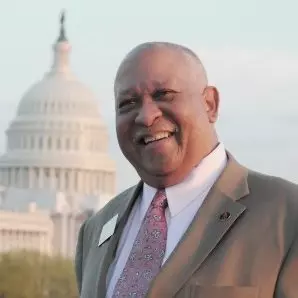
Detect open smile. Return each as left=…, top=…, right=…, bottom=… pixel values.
left=136, top=131, right=176, bottom=146
left=143, top=131, right=175, bottom=145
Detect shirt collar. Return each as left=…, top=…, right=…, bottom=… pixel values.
left=142, top=143, right=227, bottom=218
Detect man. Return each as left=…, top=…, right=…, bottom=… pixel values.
left=75, top=42, right=298, bottom=298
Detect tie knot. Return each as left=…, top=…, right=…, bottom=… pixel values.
left=152, top=189, right=168, bottom=209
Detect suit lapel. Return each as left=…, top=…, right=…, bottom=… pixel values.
left=96, top=182, right=143, bottom=297
left=147, top=154, right=250, bottom=298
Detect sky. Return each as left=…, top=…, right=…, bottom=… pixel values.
left=0, top=0, right=297, bottom=192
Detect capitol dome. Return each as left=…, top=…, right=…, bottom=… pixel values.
left=0, top=13, right=116, bottom=200
left=17, top=41, right=100, bottom=119
left=17, top=74, right=101, bottom=119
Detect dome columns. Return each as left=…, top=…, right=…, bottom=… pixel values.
left=0, top=167, right=115, bottom=196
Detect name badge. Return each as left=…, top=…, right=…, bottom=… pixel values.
left=98, top=214, right=118, bottom=246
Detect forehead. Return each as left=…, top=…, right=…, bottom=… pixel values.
left=114, top=47, right=193, bottom=97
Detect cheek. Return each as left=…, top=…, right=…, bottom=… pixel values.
left=176, top=113, right=205, bottom=146
left=169, top=100, right=198, bottom=129
left=116, top=119, right=134, bottom=147
left=116, top=115, right=131, bottom=133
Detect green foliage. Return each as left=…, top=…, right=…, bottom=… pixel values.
left=0, top=251, right=78, bottom=298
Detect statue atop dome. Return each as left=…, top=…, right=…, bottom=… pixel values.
left=57, top=10, right=67, bottom=42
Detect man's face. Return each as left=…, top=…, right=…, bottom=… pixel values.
left=114, top=47, right=219, bottom=187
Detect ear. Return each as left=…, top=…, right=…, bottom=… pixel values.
left=203, top=86, right=220, bottom=123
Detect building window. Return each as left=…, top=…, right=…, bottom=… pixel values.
left=44, top=168, right=50, bottom=187
left=15, top=168, right=20, bottom=187
left=66, top=138, right=70, bottom=150
left=23, top=136, right=27, bottom=149
left=17, top=135, right=21, bottom=148
left=30, top=136, right=35, bottom=149
left=39, top=137, right=43, bottom=149
left=65, top=171, right=69, bottom=190
left=23, top=167, right=29, bottom=188
left=74, top=172, right=78, bottom=191
left=55, top=169, right=60, bottom=189
left=48, top=137, right=52, bottom=150
left=33, top=167, right=39, bottom=188
left=57, top=138, right=61, bottom=149
left=74, top=139, right=78, bottom=150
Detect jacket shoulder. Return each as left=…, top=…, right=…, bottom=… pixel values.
left=248, top=170, right=298, bottom=194
left=247, top=169, right=298, bottom=212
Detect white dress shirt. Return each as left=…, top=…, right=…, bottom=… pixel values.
left=106, top=143, right=227, bottom=297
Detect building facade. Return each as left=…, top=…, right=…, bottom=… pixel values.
left=0, top=207, right=53, bottom=255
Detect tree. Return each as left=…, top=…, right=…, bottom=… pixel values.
left=0, top=251, right=78, bottom=298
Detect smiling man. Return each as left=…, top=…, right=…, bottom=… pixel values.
left=75, top=42, right=298, bottom=298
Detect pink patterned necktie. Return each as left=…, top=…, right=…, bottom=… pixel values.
left=112, top=189, right=168, bottom=297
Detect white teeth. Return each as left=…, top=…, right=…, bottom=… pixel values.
left=143, top=132, right=171, bottom=144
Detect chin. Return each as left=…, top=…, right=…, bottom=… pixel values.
left=132, top=152, right=182, bottom=182
left=139, top=166, right=185, bottom=189
left=144, top=161, right=177, bottom=177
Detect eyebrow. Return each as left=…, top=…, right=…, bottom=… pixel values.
left=116, top=80, right=171, bottom=99
left=117, top=88, right=137, bottom=98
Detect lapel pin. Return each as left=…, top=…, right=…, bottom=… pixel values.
left=219, top=211, right=231, bottom=221
left=98, top=213, right=119, bottom=246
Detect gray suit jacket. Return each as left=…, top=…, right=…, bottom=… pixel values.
left=75, top=155, right=298, bottom=298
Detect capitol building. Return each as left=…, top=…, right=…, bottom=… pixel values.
left=0, top=14, right=116, bottom=258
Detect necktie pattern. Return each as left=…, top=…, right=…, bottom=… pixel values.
left=112, top=189, right=168, bottom=297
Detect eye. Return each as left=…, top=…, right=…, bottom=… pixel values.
left=118, top=98, right=137, bottom=110
left=152, top=89, right=175, bottom=101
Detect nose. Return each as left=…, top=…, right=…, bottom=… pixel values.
left=135, top=99, right=162, bottom=127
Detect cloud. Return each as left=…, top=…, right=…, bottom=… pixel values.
left=198, top=46, right=298, bottom=82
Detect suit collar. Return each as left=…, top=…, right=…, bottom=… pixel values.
left=96, top=182, right=143, bottom=296
left=217, top=151, right=249, bottom=201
